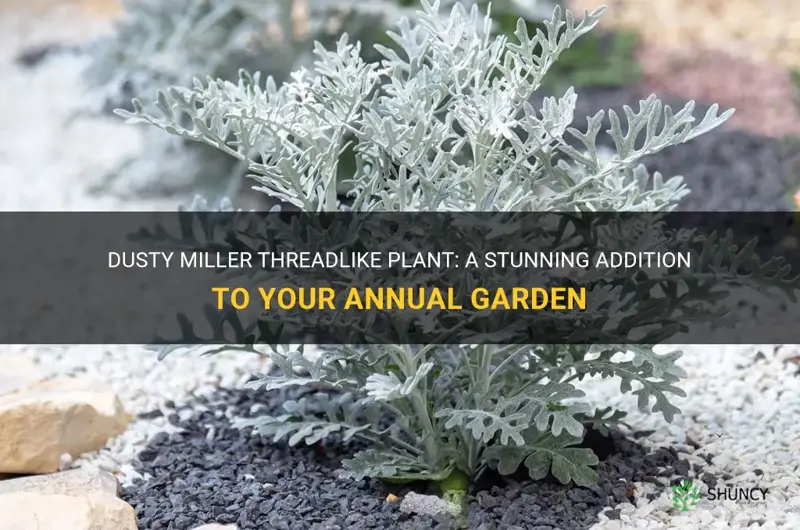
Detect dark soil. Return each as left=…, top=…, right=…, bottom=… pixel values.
left=122, top=385, right=710, bottom=530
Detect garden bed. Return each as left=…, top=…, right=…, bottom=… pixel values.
left=122, top=385, right=711, bottom=530
left=110, top=344, right=799, bottom=530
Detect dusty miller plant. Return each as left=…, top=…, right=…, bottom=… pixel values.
left=118, top=0, right=798, bottom=508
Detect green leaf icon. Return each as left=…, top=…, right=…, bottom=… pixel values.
left=671, top=480, right=701, bottom=511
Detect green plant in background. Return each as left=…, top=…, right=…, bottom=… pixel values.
left=790, top=69, right=800, bottom=105
left=783, top=134, right=800, bottom=210
left=545, top=27, right=639, bottom=91
left=391, top=0, right=638, bottom=95
left=489, top=0, right=640, bottom=94
left=117, top=0, right=798, bottom=520
left=780, top=70, right=800, bottom=209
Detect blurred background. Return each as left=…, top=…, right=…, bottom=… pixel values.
left=0, top=0, right=798, bottom=212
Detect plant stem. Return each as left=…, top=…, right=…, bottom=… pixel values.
left=477, top=344, right=494, bottom=395
left=324, top=157, right=339, bottom=211
left=488, top=344, right=527, bottom=383
left=410, top=391, right=439, bottom=464
left=395, top=345, right=438, bottom=465
left=465, top=435, right=480, bottom=476
left=370, top=432, right=422, bottom=456
left=460, top=343, right=496, bottom=475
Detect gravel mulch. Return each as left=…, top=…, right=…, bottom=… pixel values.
left=121, top=386, right=704, bottom=530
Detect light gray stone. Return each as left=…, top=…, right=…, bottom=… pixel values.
left=399, top=492, right=457, bottom=517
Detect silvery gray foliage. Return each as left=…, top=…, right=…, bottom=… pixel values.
left=118, top=1, right=729, bottom=212
left=119, top=0, right=761, bottom=487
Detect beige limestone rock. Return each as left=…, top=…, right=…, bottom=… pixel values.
left=0, top=492, right=137, bottom=530
left=0, top=376, right=132, bottom=474
left=0, top=468, right=120, bottom=497
left=0, top=356, right=43, bottom=397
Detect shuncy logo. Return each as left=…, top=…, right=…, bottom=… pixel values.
left=671, top=480, right=701, bottom=511
left=670, top=479, right=771, bottom=511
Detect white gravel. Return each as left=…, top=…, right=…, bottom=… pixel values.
left=580, top=344, right=800, bottom=529
left=1, top=5, right=798, bottom=530
left=0, top=4, right=177, bottom=212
